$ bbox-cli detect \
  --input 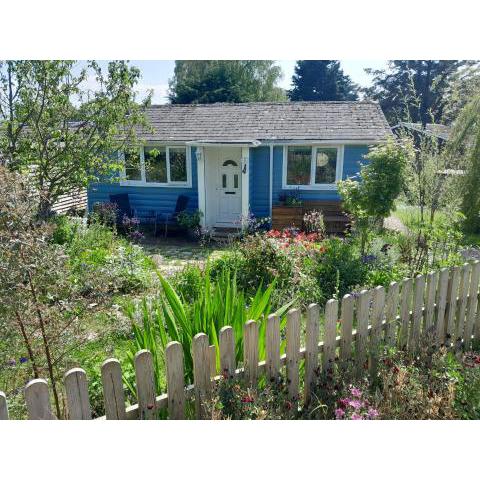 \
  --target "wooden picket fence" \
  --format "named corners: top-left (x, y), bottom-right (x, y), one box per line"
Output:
top-left (1, 260), bottom-right (480, 420)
